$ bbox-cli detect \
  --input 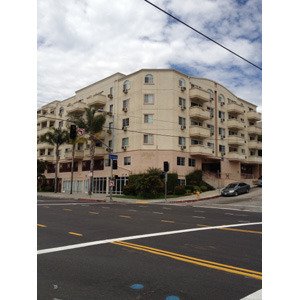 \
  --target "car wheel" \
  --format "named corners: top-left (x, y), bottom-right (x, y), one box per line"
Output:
top-left (234, 191), bottom-right (238, 196)
top-left (246, 188), bottom-right (250, 193)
